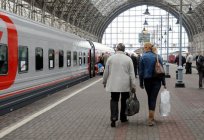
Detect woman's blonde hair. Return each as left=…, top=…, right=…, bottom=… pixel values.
left=144, top=42, right=153, bottom=52
left=151, top=46, right=158, bottom=54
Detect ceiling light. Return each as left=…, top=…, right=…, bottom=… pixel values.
left=187, top=4, right=194, bottom=14
left=143, top=19, right=148, bottom=25
left=169, top=26, right=172, bottom=31
left=143, top=6, right=150, bottom=15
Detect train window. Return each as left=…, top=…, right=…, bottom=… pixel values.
left=35, top=47, right=43, bottom=71
left=83, top=52, right=86, bottom=64
left=0, top=44, right=8, bottom=75
left=79, top=52, right=82, bottom=66
left=18, top=46, right=28, bottom=73
left=67, top=51, right=71, bottom=67
left=73, top=51, right=77, bottom=66
left=48, top=49, right=55, bottom=69
left=59, top=50, right=64, bottom=68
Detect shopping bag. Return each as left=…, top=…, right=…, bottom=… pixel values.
left=125, top=92, right=140, bottom=116
left=159, top=89, right=171, bottom=116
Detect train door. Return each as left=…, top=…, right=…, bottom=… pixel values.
left=89, top=46, right=95, bottom=78
left=87, top=40, right=95, bottom=78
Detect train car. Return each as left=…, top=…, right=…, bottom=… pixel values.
left=0, top=10, right=114, bottom=115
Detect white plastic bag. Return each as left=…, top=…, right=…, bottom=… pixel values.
left=159, top=89, right=171, bottom=116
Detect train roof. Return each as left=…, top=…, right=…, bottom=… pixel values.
left=92, top=41, right=114, bottom=53
left=0, top=10, right=87, bottom=43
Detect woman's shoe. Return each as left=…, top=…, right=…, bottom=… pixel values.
left=147, top=119, right=155, bottom=126
left=148, top=110, right=155, bottom=126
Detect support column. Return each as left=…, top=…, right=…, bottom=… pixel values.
left=165, top=8, right=171, bottom=78
left=175, top=0, right=185, bottom=88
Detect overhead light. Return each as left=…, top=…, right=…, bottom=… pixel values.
left=143, top=6, right=150, bottom=15
left=164, top=31, right=167, bottom=35
left=143, top=19, right=148, bottom=25
left=164, top=39, right=166, bottom=43
left=175, top=19, right=179, bottom=24
left=169, top=26, right=172, bottom=31
left=187, top=4, right=194, bottom=14
left=142, top=27, right=146, bottom=31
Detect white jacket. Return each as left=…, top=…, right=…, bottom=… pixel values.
left=103, top=51, right=136, bottom=92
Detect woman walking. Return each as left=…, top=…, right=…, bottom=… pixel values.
left=139, top=42, right=166, bottom=126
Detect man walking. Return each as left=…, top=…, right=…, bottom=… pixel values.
left=185, top=53, right=193, bottom=74
left=196, top=54, right=204, bottom=88
left=103, top=43, right=136, bottom=127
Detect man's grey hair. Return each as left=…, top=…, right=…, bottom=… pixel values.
left=117, top=43, right=125, bottom=52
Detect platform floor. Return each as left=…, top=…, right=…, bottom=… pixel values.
left=0, top=64, right=204, bottom=140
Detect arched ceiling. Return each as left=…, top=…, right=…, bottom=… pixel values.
left=22, top=0, right=204, bottom=42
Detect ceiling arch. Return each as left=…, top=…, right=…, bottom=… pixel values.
left=6, top=0, right=204, bottom=42
left=97, top=1, right=196, bottom=42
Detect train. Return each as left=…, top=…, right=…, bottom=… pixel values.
left=0, top=10, right=114, bottom=115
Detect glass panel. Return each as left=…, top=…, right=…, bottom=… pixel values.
left=18, top=46, right=28, bottom=73
left=0, top=44, right=8, bottom=75
left=73, top=51, right=77, bottom=66
left=59, top=50, right=64, bottom=68
left=83, top=52, right=86, bottom=64
left=67, top=51, right=71, bottom=67
left=79, top=52, right=82, bottom=65
left=35, top=47, right=43, bottom=70
left=48, top=49, right=54, bottom=69
left=102, top=5, right=189, bottom=56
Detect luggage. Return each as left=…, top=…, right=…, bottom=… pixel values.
left=125, top=92, right=140, bottom=116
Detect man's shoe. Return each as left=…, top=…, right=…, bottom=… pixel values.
left=111, top=121, right=116, bottom=127
left=121, top=119, right=128, bottom=123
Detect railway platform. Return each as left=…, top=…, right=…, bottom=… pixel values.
left=0, top=63, right=204, bottom=140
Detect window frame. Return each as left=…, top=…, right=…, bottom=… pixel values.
left=18, top=46, right=29, bottom=73
left=73, top=51, right=77, bottom=66
left=0, top=43, right=8, bottom=75
left=59, top=50, right=64, bottom=68
left=35, top=47, right=43, bottom=71
left=48, top=49, right=55, bottom=69
left=67, top=51, right=71, bottom=67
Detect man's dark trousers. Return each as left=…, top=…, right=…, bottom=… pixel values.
left=110, top=92, right=129, bottom=121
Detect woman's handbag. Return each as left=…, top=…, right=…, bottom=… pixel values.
left=125, top=92, right=140, bottom=116
left=159, top=89, right=171, bottom=116
left=154, top=54, right=165, bottom=78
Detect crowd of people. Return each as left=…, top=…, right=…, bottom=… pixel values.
left=174, top=52, right=204, bottom=88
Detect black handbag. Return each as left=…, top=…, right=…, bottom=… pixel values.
left=125, top=92, right=140, bottom=116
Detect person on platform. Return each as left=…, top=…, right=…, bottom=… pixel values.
left=196, top=53, right=204, bottom=88
left=185, top=53, right=193, bottom=74
left=139, top=42, right=166, bottom=126
left=131, top=53, right=138, bottom=78
left=175, top=54, right=186, bottom=67
left=103, top=43, right=136, bottom=127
